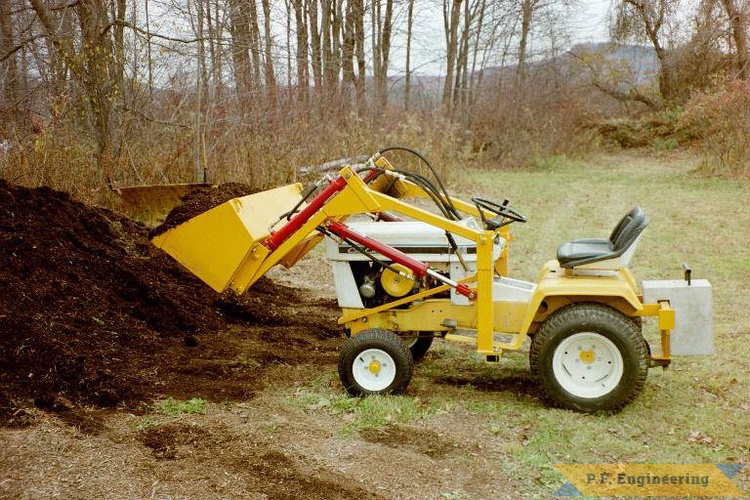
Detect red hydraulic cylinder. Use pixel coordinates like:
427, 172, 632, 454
327, 221, 430, 279
264, 169, 381, 251
329, 222, 477, 300
264, 175, 347, 251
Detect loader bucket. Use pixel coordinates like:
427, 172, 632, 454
151, 183, 305, 294
112, 183, 211, 227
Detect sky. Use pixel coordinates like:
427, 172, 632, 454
142, 0, 618, 82
399, 0, 615, 76
570, 0, 614, 44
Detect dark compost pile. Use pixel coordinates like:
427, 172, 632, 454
0, 180, 336, 426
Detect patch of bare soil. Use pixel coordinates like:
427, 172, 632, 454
360, 425, 458, 459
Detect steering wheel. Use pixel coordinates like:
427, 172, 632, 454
472, 197, 527, 229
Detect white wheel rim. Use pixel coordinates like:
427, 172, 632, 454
352, 348, 397, 392
552, 332, 624, 399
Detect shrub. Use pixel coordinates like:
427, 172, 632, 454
681, 79, 750, 178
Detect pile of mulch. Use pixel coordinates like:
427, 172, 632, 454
0, 180, 315, 426
149, 183, 258, 237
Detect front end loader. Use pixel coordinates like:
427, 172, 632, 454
151, 149, 712, 413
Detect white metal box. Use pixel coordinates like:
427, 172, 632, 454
642, 279, 713, 355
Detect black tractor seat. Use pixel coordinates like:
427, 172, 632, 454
557, 207, 649, 270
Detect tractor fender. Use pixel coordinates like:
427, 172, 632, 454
519, 261, 643, 335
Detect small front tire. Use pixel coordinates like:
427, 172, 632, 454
339, 329, 414, 396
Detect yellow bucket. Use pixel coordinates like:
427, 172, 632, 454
151, 183, 304, 293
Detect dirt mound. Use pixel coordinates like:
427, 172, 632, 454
0, 180, 336, 426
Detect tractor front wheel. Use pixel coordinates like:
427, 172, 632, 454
529, 303, 649, 413
339, 329, 414, 396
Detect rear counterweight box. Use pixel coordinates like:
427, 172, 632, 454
642, 279, 713, 355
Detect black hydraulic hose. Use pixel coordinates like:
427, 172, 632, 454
369, 165, 454, 220
393, 169, 462, 220
358, 165, 459, 221
280, 181, 321, 221
378, 146, 460, 219
396, 171, 456, 220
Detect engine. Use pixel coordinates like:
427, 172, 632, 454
325, 219, 504, 309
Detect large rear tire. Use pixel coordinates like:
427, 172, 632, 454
529, 303, 649, 413
339, 329, 414, 396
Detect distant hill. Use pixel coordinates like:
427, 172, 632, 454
387, 42, 659, 101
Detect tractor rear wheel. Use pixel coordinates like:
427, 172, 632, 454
529, 303, 649, 413
339, 329, 414, 396
402, 332, 434, 360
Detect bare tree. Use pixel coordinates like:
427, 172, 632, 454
0, 0, 20, 106
613, 0, 678, 103
30, 0, 123, 182
372, 0, 393, 110
719, 0, 748, 80
442, 0, 462, 109
404, 0, 415, 112
261, 0, 277, 100
292, 0, 310, 104
229, 0, 254, 105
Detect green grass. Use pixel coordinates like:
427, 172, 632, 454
158, 397, 208, 416
283, 372, 441, 434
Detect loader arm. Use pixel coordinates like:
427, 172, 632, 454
152, 156, 506, 354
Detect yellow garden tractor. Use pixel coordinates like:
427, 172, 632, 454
151, 148, 712, 412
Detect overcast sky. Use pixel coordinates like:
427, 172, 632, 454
397, 0, 614, 76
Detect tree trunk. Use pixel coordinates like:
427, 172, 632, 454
0, 0, 19, 105
622, 0, 674, 104
293, 0, 310, 104
720, 0, 748, 80
442, 0, 462, 110
353, 0, 366, 112
229, 0, 253, 107
404, 0, 414, 112
343, 0, 357, 102
517, 0, 534, 85
309, 0, 322, 90
31, 0, 118, 183
144, 0, 154, 94
261, 0, 277, 102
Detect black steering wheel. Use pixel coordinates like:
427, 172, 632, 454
472, 197, 527, 229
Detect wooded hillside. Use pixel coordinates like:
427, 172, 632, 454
1, 0, 748, 202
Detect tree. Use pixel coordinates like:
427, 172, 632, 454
719, 0, 748, 80
261, 0, 277, 100
372, 0, 394, 110
0, 0, 20, 106
613, 0, 678, 104
229, 0, 254, 105
30, 0, 123, 182
404, 0, 415, 112
442, 0, 462, 109
292, 0, 310, 104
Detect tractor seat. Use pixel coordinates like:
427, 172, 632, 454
556, 207, 649, 270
